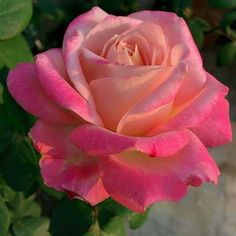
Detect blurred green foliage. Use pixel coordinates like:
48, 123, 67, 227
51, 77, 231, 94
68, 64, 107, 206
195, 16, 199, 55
0, 0, 235, 235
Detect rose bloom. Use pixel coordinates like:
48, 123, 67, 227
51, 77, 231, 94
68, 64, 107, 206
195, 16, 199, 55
8, 7, 232, 212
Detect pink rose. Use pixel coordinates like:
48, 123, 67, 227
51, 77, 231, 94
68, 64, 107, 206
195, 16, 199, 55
7, 7, 232, 212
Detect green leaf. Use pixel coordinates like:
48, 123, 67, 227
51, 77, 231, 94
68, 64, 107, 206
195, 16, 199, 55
208, 0, 236, 9
0, 136, 39, 193
189, 20, 204, 49
98, 215, 126, 236
0, 34, 33, 69
99, 198, 132, 217
217, 41, 236, 66
226, 26, 236, 40
7, 193, 41, 221
171, 0, 192, 18
50, 199, 93, 236
13, 217, 50, 236
128, 208, 151, 230
0, 185, 15, 202
192, 18, 211, 32
221, 10, 236, 27
0, 200, 11, 234
0, 103, 15, 154
0, 0, 32, 40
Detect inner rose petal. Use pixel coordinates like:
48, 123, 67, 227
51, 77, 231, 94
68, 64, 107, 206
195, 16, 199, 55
99, 21, 168, 66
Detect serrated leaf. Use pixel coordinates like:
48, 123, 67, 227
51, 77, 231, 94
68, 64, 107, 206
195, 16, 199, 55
49, 199, 93, 236
189, 20, 204, 49
0, 200, 11, 234
0, 0, 32, 40
0, 34, 33, 69
7, 193, 41, 221
0, 185, 15, 202
217, 41, 236, 66
208, 0, 236, 9
13, 217, 50, 236
221, 10, 236, 27
128, 208, 150, 230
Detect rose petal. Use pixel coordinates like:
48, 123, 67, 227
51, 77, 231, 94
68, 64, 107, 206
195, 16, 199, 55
84, 15, 141, 55
190, 99, 232, 147
30, 120, 109, 205
29, 120, 79, 158
117, 63, 187, 135
63, 6, 108, 44
40, 156, 109, 205
161, 72, 229, 130
80, 48, 162, 82
129, 10, 206, 103
89, 66, 175, 130
70, 124, 189, 158
100, 131, 220, 212
35, 48, 103, 126
7, 63, 75, 124
63, 35, 95, 106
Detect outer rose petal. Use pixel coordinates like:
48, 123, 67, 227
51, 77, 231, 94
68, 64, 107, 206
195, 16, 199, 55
30, 120, 109, 205
35, 48, 103, 126
129, 10, 206, 104
99, 131, 220, 212
63, 7, 107, 105
70, 124, 189, 157
63, 6, 108, 43
7, 63, 75, 124
158, 73, 229, 132
190, 99, 232, 147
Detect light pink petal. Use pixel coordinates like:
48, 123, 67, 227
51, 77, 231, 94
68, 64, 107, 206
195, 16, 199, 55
70, 124, 189, 158
80, 48, 161, 82
63, 6, 108, 43
190, 99, 232, 147
100, 131, 220, 212
162, 72, 229, 130
84, 15, 141, 55
35, 48, 103, 126
117, 63, 187, 135
89, 66, 175, 130
7, 63, 75, 124
129, 10, 206, 103
129, 10, 202, 66
63, 35, 95, 106
62, 7, 107, 104
30, 120, 109, 205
